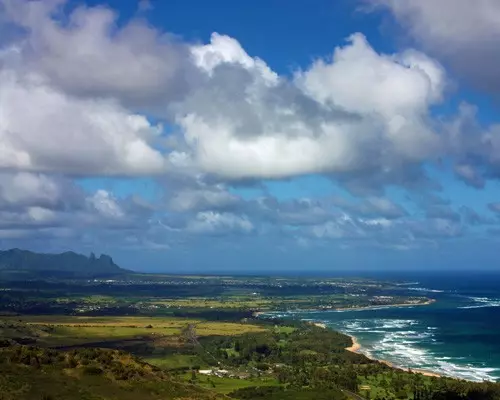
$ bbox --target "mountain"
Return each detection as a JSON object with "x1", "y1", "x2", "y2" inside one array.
[{"x1": 0, "y1": 248, "x2": 129, "y2": 279}]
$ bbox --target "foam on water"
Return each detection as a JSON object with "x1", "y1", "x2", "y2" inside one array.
[
  {"x1": 459, "y1": 296, "x2": 500, "y2": 309},
  {"x1": 408, "y1": 287, "x2": 445, "y2": 293},
  {"x1": 259, "y1": 292, "x2": 500, "y2": 383},
  {"x1": 330, "y1": 317, "x2": 500, "y2": 382}
]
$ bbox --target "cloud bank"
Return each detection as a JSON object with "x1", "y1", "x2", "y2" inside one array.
[{"x1": 0, "y1": 0, "x2": 498, "y2": 267}]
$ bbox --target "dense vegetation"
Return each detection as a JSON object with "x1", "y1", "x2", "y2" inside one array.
[
  {"x1": 1, "y1": 261, "x2": 500, "y2": 399},
  {"x1": 4, "y1": 314, "x2": 500, "y2": 400},
  {"x1": 0, "y1": 342, "x2": 223, "y2": 400}
]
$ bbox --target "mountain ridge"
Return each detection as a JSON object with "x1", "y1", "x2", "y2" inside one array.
[{"x1": 0, "y1": 248, "x2": 129, "y2": 279}]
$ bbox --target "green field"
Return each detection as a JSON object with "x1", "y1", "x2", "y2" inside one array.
[
  {"x1": 145, "y1": 354, "x2": 202, "y2": 369},
  {"x1": 186, "y1": 374, "x2": 280, "y2": 394},
  {"x1": 1, "y1": 274, "x2": 498, "y2": 400},
  {"x1": 4, "y1": 315, "x2": 266, "y2": 348}
]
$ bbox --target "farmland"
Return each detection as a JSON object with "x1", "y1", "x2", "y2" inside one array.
[{"x1": 1, "y1": 274, "x2": 493, "y2": 400}]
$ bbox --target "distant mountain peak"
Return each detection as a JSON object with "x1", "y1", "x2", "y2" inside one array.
[{"x1": 0, "y1": 249, "x2": 129, "y2": 280}]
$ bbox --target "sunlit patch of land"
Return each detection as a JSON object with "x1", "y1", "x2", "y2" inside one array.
[
  {"x1": 4, "y1": 274, "x2": 493, "y2": 400},
  {"x1": 2, "y1": 315, "x2": 266, "y2": 348}
]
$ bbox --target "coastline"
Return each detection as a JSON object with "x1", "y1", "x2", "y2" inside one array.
[
  {"x1": 252, "y1": 298, "x2": 436, "y2": 317},
  {"x1": 311, "y1": 322, "x2": 444, "y2": 379},
  {"x1": 332, "y1": 298, "x2": 436, "y2": 312},
  {"x1": 343, "y1": 332, "x2": 442, "y2": 378},
  {"x1": 257, "y1": 299, "x2": 446, "y2": 379}
]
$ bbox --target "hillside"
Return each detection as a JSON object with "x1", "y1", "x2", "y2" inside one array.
[
  {"x1": 0, "y1": 249, "x2": 129, "y2": 279},
  {"x1": 0, "y1": 343, "x2": 223, "y2": 400}
]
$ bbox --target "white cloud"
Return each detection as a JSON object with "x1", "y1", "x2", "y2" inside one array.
[
  {"x1": 331, "y1": 195, "x2": 407, "y2": 219},
  {"x1": 0, "y1": 0, "x2": 496, "y2": 255},
  {"x1": 191, "y1": 33, "x2": 278, "y2": 85},
  {"x1": 87, "y1": 190, "x2": 124, "y2": 219},
  {"x1": 0, "y1": 1, "x2": 446, "y2": 188},
  {"x1": 444, "y1": 103, "x2": 500, "y2": 186},
  {"x1": 2, "y1": 0, "x2": 193, "y2": 107},
  {"x1": 297, "y1": 34, "x2": 443, "y2": 162},
  {"x1": 297, "y1": 34, "x2": 444, "y2": 115},
  {"x1": 175, "y1": 33, "x2": 444, "y2": 183},
  {"x1": 309, "y1": 214, "x2": 366, "y2": 240},
  {"x1": 369, "y1": 0, "x2": 500, "y2": 93},
  {"x1": 186, "y1": 211, "x2": 254, "y2": 235},
  {"x1": 0, "y1": 172, "x2": 74, "y2": 209},
  {"x1": 168, "y1": 185, "x2": 239, "y2": 212},
  {"x1": 257, "y1": 197, "x2": 332, "y2": 226},
  {"x1": 0, "y1": 69, "x2": 166, "y2": 175},
  {"x1": 0, "y1": 169, "x2": 159, "y2": 241}
]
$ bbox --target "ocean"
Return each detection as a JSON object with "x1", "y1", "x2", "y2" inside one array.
[{"x1": 263, "y1": 271, "x2": 500, "y2": 382}]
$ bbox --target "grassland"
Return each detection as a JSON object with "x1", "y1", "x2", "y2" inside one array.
[
  {"x1": 188, "y1": 374, "x2": 280, "y2": 394},
  {"x1": 0, "y1": 274, "x2": 461, "y2": 400},
  {"x1": 4, "y1": 315, "x2": 266, "y2": 348},
  {"x1": 3, "y1": 306, "x2": 500, "y2": 400},
  {"x1": 0, "y1": 314, "x2": 280, "y2": 398}
]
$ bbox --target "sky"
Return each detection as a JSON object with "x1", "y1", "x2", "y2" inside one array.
[{"x1": 1, "y1": 0, "x2": 500, "y2": 272}]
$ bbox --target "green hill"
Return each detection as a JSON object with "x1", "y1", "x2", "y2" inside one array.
[
  {"x1": 0, "y1": 248, "x2": 129, "y2": 280},
  {"x1": 0, "y1": 343, "x2": 223, "y2": 400}
]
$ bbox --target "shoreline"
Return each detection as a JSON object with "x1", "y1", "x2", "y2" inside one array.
[
  {"x1": 309, "y1": 321, "x2": 445, "y2": 379},
  {"x1": 259, "y1": 300, "x2": 488, "y2": 382},
  {"x1": 343, "y1": 332, "x2": 443, "y2": 378},
  {"x1": 258, "y1": 299, "x2": 447, "y2": 379},
  {"x1": 333, "y1": 298, "x2": 436, "y2": 312},
  {"x1": 253, "y1": 298, "x2": 436, "y2": 317}
]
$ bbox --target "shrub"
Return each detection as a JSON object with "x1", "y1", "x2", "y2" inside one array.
[{"x1": 83, "y1": 366, "x2": 103, "y2": 375}]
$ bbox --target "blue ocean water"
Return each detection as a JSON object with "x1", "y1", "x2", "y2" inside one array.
[{"x1": 265, "y1": 271, "x2": 500, "y2": 382}]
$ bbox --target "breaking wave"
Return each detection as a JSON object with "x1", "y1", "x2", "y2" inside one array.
[
  {"x1": 408, "y1": 287, "x2": 445, "y2": 293},
  {"x1": 328, "y1": 318, "x2": 500, "y2": 382},
  {"x1": 459, "y1": 297, "x2": 500, "y2": 309}
]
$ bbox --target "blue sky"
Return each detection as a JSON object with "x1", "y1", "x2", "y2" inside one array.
[{"x1": 1, "y1": 0, "x2": 500, "y2": 272}]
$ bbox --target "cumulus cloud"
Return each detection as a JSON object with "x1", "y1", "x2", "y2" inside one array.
[
  {"x1": 0, "y1": 171, "x2": 156, "y2": 245},
  {"x1": 255, "y1": 197, "x2": 333, "y2": 226},
  {"x1": 185, "y1": 212, "x2": 254, "y2": 235},
  {"x1": 87, "y1": 190, "x2": 125, "y2": 219},
  {"x1": 172, "y1": 33, "x2": 445, "y2": 187},
  {"x1": 0, "y1": 172, "x2": 82, "y2": 210},
  {"x1": 369, "y1": 0, "x2": 500, "y2": 94},
  {"x1": 1, "y1": 1, "x2": 448, "y2": 190},
  {"x1": 0, "y1": 0, "x2": 191, "y2": 177},
  {"x1": 309, "y1": 214, "x2": 366, "y2": 240},
  {"x1": 331, "y1": 195, "x2": 408, "y2": 219},
  {"x1": 0, "y1": 70, "x2": 166, "y2": 175},
  {"x1": 1, "y1": 0, "x2": 195, "y2": 107},
  {"x1": 445, "y1": 103, "x2": 500, "y2": 187},
  {"x1": 0, "y1": 0, "x2": 498, "y2": 258},
  {"x1": 167, "y1": 184, "x2": 240, "y2": 212},
  {"x1": 309, "y1": 213, "x2": 463, "y2": 245},
  {"x1": 191, "y1": 33, "x2": 278, "y2": 84}
]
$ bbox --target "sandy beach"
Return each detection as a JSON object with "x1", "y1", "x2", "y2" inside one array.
[
  {"x1": 257, "y1": 301, "x2": 444, "y2": 379},
  {"x1": 311, "y1": 322, "x2": 443, "y2": 379},
  {"x1": 333, "y1": 298, "x2": 436, "y2": 312},
  {"x1": 345, "y1": 334, "x2": 361, "y2": 352},
  {"x1": 343, "y1": 333, "x2": 443, "y2": 378}
]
